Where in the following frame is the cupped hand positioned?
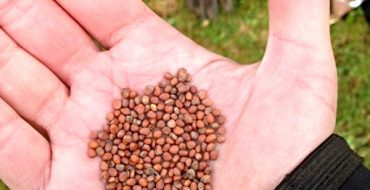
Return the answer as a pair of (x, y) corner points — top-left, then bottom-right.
(0, 0), (337, 189)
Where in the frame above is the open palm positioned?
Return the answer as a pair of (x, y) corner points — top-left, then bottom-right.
(0, 1), (337, 190)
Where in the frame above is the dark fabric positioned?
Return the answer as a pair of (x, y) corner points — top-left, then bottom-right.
(362, 0), (370, 24)
(276, 134), (363, 190)
(339, 164), (370, 190)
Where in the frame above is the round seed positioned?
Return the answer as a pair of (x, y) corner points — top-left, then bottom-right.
(169, 145), (179, 154)
(167, 120), (176, 128)
(126, 179), (137, 186)
(138, 178), (148, 187)
(112, 99), (122, 110)
(87, 148), (96, 158)
(173, 127), (184, 135)
(139, 128), (150, 136)
(88, 140), (99, 149)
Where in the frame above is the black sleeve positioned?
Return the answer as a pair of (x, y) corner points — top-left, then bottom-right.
(339, 164), (370, 190)
(276, 134), (370, 190)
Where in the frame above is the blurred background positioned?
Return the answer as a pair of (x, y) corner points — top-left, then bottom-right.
(0, 0), (369, 189)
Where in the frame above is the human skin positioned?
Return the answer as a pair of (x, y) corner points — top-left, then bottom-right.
(0, 0), (336, 189)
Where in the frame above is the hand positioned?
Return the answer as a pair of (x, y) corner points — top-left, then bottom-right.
(0, 0), (337, 189)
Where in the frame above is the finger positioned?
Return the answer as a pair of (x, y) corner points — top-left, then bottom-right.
(0, 98), (50, 190)
(0, 29), (68, 130)
(55, 0), (154, 48)
(0, 0), (98, 85)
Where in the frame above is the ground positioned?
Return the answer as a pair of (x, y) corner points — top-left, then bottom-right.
(0, 0), (369, 189)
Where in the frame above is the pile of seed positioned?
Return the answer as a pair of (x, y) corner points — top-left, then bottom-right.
(88, 68), (225, 190)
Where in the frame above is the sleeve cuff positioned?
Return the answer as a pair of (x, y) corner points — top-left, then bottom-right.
(276, 134), (363, 190)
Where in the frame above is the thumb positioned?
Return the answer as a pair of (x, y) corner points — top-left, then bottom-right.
(267, 0), (331, 49)
(260, 0), (336, 79)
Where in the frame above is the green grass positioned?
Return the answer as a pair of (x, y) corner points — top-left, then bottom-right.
(0, 183), (6, 190)
(1, 1), (369, 189)
(331, 9), (370, 167)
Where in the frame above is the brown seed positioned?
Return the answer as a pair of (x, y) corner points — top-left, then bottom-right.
(119, 172), (129, 182)
(118, 143), (127, 150)
(130, 154), (140, 164)
(102, 153), (112, 161)
(155, 145), (163, 155)
(147, 111), (156, 118)
(205, 134), (217, 143)
(135, 104), (145, 114)
(123, 135), (133, 143)
(88, 140), (99, 149)
(122, 88), (130, 98)
(206, 143), (216, 151)
(186, 141), (197, 149)
(169, 145), (179, 154)
(196, 120), (205, 128)
(87, 148), (96, 158)
(200, 175), (211, 183)
(116, 164), (125, 172)
(100, 161), (109, 170)
(177, 83), (188, 93)
(157, 137), (166, 145)
(111, 124), (120, 134)
(162, 152), (172, 161)
(113, 155), (121, 164)
(142, 96), (150, 104)
(154, 163), (162, 172)
(126, 178), (137, 186)
(153, 130), (162, 138)
(218, 136), (226, 143)
(198, 90), (207, 100)
(159, 93), (170, 100)
(164, 72), (173, 80)
(121, 108), (130, 115)
(170, 77), (178, 86)
(202, 98), (213, 107)
(139, 127), (150, 136)
(112, 99), (122, 110)
(173, 167), (181, 176)
(164, 105), (173, 113)
(129, 91), (138, 98)
(129, 143), (138, 151)
(177, 68), (188, 82)
(104, 143), (113, 152)
(210, 150), (218, 160)
(144, 85), (154, 95)
(106, 183), (117, 190)
(185, 92), (193, 100)
(133, 185), (142, 190)
(190, 182), (197, 190)
(138, 178), (148, 187)
(89, 130), (99, 139)
(98, 131), (109, 140)
(206, 114), (215, 123)
(156, 179), (164, 189)
(96, 147), (105, 156)
(173, 127), (184, 135)
(108, 168), (118, 177)
(167, 120), (176, 128)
